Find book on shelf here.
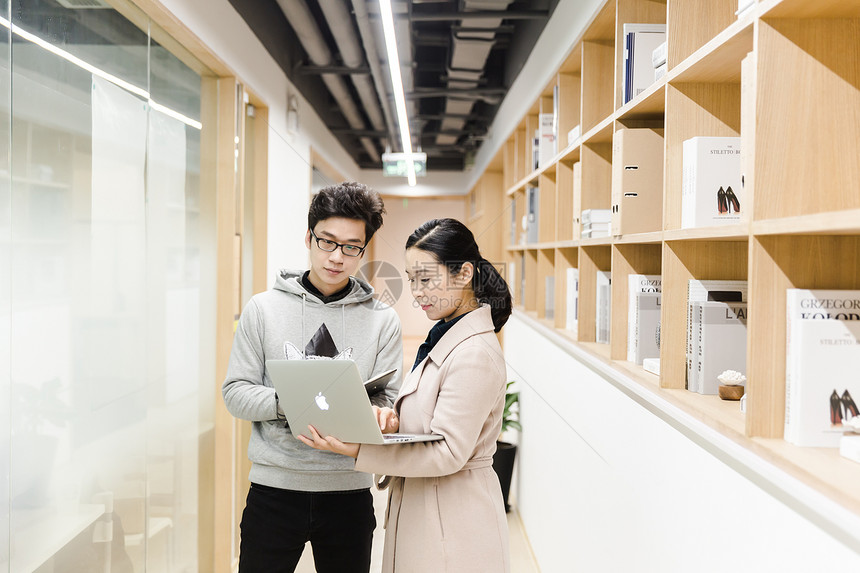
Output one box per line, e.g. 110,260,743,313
552,84,560,156
582,208,611,237
785,289,860,448
545,276,555,320
582,229,610,239
651,40,667,68
686,280,748,392
581,208,610,226
538,112,555,167
643,358,660,376
693,301,748,395
519,253,526,306
596,271,611,344
572,162,582,238
654,62,667,81
532,129,540,171
509,197,517,245
622,23,666,104
582,209,612,238
611,128,664,236
841,434,860,465
526,186,540,244
632,293,662,366
566,267,579,335
681,137,743,229
627,274,662,364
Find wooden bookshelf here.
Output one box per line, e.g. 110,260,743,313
465,0,860,520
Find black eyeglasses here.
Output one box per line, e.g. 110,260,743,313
309,229,365,257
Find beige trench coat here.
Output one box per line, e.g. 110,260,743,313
355,306,510,573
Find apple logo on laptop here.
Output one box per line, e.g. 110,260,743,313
315,392,330,411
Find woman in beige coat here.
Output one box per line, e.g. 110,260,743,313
300,218,512,573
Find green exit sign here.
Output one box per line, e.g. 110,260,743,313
382,152,427,177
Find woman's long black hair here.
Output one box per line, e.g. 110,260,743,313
406,218,512,332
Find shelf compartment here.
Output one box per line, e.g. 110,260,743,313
747,234,860,438
669,16,754,83
506,188,526,247
556,161,574,242
524,111,540,179
581,39,615,134
615,82,666,122
503,138,517,190
558,141,581,164
663,223,749,242
469,171,505,264
578,245,612,343
537,248,555,321
523,249,539,311
660,239,748,390
538,171,557,244
664,82,741,231
753,209,860,236
514,124,528,183
554,247,579,332
667,0,741,68
580,136,612,235
505,170,538,197
753,17,860,221
557,43,582,152
579,236,613,247
615,0,667,110
582,115,613,144
615,230,664,244
610,243,662,361
760,0,860,18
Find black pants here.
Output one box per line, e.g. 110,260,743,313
238,483,376,573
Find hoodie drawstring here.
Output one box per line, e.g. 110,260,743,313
301,293,306,357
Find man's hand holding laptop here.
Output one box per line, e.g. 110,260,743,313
299,406,400,457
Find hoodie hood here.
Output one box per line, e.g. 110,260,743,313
274,268,376,305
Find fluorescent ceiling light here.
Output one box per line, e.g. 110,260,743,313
0,16,202,130
378,0,416,187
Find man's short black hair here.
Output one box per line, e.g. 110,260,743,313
308,182,386,243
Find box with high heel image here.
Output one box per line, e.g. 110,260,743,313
681,137,743,229
785,289,860,447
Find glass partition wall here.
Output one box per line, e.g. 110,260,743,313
2,1,216,570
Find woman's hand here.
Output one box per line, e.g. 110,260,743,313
297,425,360,458
373,406,400,433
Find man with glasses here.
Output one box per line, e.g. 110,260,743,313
223,182,403,573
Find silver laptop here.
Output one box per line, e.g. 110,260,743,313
266,359,444,445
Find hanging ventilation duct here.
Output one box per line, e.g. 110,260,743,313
436,0,513,147
275,0,381,163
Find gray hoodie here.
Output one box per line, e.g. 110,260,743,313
222,269,403,492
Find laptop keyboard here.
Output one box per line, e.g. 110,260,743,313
382,434,416,442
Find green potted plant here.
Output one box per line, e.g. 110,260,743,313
493,381,520,512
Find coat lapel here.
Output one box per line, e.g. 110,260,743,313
395,306,495,411
394,359,425,410
426,306,495,367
